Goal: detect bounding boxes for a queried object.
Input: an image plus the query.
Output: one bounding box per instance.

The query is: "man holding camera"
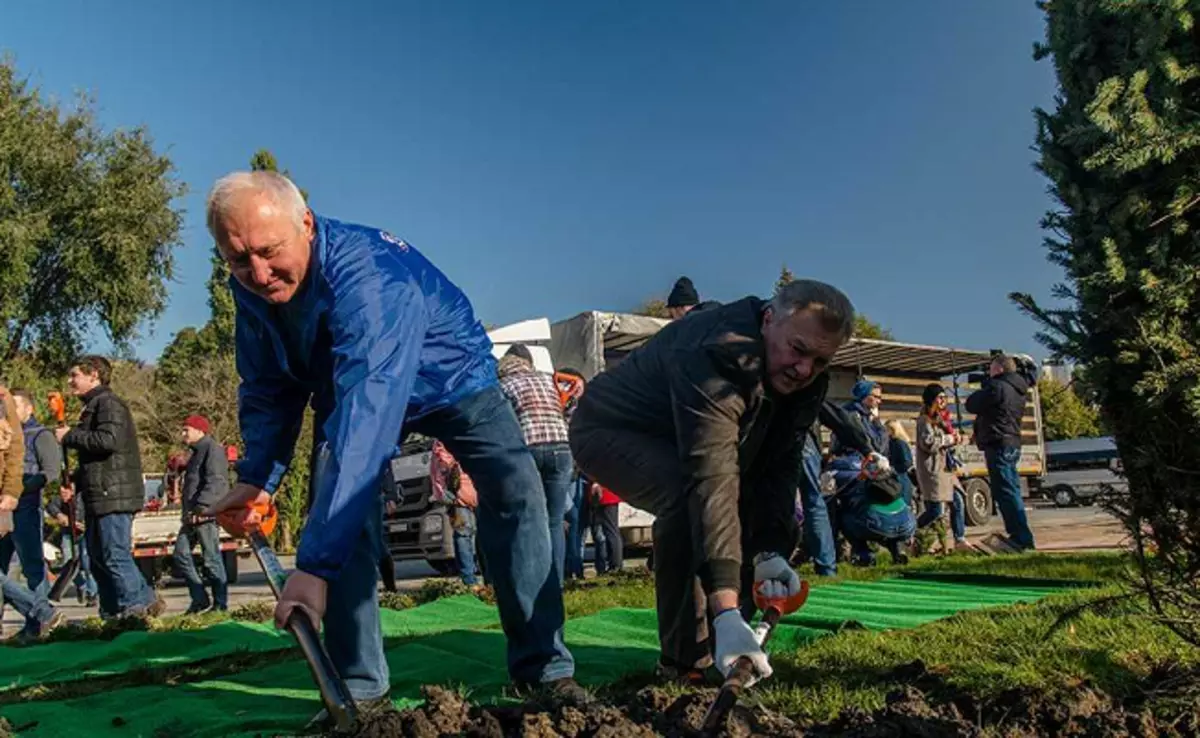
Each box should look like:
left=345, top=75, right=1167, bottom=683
left=965, top=354, right=1036, bottom=552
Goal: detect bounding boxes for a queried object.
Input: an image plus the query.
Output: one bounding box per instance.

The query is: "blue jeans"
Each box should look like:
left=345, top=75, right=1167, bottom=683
left=563, top=478, right=585, bottom=580
left=951, top=488, right=967, bottom=542
left=59, top=531, right=98, bottom=600
left=173, top=521, right=228, bottom=610
left=85, top=511, right=156, bottom=617
left=917, top=492, right=969, bottom=543
left=529, top=443, right=574, bottom=585
left=452, top=507, right=479, bottom=586
left=841, top=502, right=917, bottom=565
left=321, top=492, right=390, bottom=701
left=0, top=570, right=55, bottom=632
left=407, top=384, right=573, bottom=684
left=985, top=446, right=1036, bottom=549
left=799, top=436, right=837, bottom=576
left=0, top=503, right=47, bottom=595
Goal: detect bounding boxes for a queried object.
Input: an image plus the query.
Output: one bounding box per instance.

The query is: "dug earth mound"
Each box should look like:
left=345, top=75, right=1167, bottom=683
left=337, top=662, right=1200, bottom=738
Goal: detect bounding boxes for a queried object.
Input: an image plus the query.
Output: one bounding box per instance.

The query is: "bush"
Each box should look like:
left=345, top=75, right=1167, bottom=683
left=1017, top=0, right=1200, bottom=646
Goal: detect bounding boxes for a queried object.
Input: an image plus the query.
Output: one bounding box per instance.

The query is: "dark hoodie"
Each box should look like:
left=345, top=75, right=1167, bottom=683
left=965, top=372, right=1030, bottom=450
left=572, top=296, right=830, bottom=592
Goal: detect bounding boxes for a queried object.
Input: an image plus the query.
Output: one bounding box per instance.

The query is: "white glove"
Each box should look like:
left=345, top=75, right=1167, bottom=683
left=867, top=452, right=892, bottom=476
left=712, top=609, right=772, bottom=685
left=754, top=553, right=803, bottom=601
left=819, top=470, right=838, bottom=495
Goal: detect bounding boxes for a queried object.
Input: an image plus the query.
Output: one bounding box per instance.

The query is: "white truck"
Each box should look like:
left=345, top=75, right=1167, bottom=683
left=131, top=474, right=246, bottom=586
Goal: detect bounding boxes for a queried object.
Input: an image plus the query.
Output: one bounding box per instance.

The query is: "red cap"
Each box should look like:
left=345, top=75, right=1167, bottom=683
left=183, top=414, right=210, bottom=434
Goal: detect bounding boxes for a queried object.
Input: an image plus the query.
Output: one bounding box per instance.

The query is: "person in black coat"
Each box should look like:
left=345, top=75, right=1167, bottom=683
left=176, top=415, right=230, bottom=613
left=965, top=354, right=1036, bottom=551
left=56, top=356, right=161, bottom=619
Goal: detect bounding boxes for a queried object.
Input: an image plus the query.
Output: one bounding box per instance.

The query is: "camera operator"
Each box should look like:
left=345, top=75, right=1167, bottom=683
left=964, top=354, right=1036, bottom=552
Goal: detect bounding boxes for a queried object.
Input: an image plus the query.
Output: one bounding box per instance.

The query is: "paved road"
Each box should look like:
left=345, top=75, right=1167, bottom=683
left=4, top=502, right=1125, bottom=629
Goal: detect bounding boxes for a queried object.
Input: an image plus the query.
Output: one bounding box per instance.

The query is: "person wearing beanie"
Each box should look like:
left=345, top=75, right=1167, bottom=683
left=666, top=277, right=701, bottom=320
left=177, top=414, right=231, bottom=613
left=831, top=378, right=889, bottom=458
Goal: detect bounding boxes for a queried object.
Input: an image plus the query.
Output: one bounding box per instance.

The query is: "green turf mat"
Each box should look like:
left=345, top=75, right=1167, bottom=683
left=0, top=576, right=1067, bottom=738
left=0, top=595, right=499, bottom=693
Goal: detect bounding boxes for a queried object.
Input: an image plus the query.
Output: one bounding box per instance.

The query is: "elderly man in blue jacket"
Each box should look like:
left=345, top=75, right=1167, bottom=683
left=205, top=171, right=578, bottom=723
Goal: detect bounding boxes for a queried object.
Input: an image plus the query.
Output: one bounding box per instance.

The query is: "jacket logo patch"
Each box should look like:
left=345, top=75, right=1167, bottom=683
left=380, top=231, right=409, bottom=251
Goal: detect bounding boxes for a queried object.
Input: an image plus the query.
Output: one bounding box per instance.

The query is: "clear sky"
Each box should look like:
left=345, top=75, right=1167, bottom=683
left=3, top=1, right=1060, bottom=363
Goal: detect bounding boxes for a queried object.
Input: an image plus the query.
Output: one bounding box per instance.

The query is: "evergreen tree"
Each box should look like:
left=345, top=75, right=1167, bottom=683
left=1016, top=0, right=1200, bottom=645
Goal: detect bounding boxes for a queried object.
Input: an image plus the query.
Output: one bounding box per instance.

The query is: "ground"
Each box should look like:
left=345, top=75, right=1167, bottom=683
left=1, top=502, right=1127, bottom=631
left=6, top=504, right=1191, bottom=738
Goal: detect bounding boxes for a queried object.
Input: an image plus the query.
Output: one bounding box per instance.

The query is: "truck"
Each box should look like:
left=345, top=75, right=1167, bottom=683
left=382, top=318, right=559, bottom=573
left=131, top=473, right=247, bottom=587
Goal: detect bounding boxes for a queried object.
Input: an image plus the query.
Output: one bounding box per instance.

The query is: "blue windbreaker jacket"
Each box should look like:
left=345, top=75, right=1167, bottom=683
left=233, top=215, right=497, bottom=580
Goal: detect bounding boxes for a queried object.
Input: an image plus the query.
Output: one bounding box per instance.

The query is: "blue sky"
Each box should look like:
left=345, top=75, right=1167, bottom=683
left=3, top=1, right=1060, bottom=363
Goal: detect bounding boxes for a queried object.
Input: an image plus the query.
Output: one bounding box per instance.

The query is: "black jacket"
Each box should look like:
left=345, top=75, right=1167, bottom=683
left=573, top=296, right=830, bottom=593
left=182, top=435, right=230, bottom=518
left=63, top=385, right=145, bottom=517
left=965, top=372, right=1029, bottom=450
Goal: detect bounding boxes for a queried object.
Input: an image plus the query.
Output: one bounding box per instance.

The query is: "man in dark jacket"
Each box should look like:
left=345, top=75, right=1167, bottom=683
left=56, top=356, right=161, bottom=619
left=1, top=390, right=61, bottom=599
left=176, top=414, right=230, bottom=613
left=571, top=280, right=856, bottom=685
left=965, top=354, right=1036, bottom=551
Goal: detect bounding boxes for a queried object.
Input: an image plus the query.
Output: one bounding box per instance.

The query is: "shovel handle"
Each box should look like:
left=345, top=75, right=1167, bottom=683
left=248, top=531, right=358, bottom=733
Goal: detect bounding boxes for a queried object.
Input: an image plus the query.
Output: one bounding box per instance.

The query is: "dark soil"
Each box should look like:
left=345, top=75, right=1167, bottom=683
left=339, top=663, right=1200, bottom=738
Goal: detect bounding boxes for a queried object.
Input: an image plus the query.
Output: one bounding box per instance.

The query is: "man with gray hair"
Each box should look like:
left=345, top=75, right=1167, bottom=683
left=203, top=170, right=579, bottom=725
left=570, top=280, right=856, bottom=686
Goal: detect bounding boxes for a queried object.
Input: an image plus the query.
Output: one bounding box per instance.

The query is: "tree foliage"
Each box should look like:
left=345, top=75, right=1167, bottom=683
left=0, top=59, right=185, bottom=371
left=632, top=298, right=671, bottom=319
left=1038, top=377, right=1102, bottom=441
left=1018, top=0, right=1200, bottom=645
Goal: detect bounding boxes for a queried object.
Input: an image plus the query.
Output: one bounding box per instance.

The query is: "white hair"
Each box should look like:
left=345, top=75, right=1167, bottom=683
left=205, top=170, right=307, bottom=238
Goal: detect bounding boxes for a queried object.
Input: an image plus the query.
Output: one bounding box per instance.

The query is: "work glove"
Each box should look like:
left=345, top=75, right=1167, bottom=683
left=753, top=552, right=803, bottom=601
left=712, top=609, right=772, bottom=686
left=866, top=452, right=892, bottom=477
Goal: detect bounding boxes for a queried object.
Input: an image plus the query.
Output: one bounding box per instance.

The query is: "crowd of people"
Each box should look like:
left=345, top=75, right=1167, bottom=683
left=0, top=169, right=1041, bottom=729
left=0, top=360, right=238, bottom=638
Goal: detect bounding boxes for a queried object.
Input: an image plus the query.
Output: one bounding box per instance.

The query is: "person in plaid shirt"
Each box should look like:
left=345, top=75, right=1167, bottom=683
left=498, top=345, right=573, bottom=583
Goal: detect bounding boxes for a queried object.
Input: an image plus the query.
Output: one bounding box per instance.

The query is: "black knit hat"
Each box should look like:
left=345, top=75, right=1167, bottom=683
left=922, top=383, right=945, bottom=408
left=667, top=277, right=700, bottom=308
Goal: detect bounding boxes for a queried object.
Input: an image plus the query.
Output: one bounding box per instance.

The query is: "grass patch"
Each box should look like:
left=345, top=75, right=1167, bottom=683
left=757, top=584, right=1196, bottom=725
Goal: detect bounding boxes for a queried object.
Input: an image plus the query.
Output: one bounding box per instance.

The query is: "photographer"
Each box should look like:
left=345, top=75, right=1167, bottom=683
left=965, top=354, right=1036, bottom=552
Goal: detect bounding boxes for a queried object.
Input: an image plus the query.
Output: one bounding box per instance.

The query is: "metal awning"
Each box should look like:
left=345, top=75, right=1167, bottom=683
left=831, top=338, right=994, bottom=377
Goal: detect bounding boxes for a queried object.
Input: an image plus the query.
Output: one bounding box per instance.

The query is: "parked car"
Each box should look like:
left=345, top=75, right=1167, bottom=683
left=1041, top=436, right=1126, bottom=507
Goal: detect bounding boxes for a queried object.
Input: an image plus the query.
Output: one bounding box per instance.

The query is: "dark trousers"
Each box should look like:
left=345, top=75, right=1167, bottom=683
left=571, top=425, right=717, bottom=670
left=173, top=520, right=228, bottom=610
left=592, top=503, right=623, bottom=573
left=85, top=511, right=155, bottom=618
left=563, top=478, right=586, bottom=580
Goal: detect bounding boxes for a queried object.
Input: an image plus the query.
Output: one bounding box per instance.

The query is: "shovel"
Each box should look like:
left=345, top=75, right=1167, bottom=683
left=700, top=580, right=811, bottom=737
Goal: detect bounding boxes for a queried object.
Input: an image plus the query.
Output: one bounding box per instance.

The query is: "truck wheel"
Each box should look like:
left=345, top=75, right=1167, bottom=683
left=1050, top=485, right=1077, bottom=508
left=428, top=559, right=459, bottom=577
left=136, top=558, right=162, bottom=588
left=222, top=550, right=240, bottom=585
left=962, top=479, right=993, bottom=527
